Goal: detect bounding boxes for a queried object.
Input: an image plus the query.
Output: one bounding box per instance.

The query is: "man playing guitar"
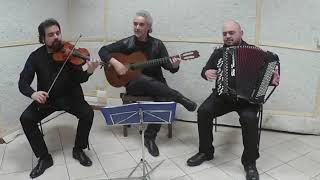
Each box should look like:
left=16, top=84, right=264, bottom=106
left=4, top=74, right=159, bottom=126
left=99, top=10, right=197, bottom=157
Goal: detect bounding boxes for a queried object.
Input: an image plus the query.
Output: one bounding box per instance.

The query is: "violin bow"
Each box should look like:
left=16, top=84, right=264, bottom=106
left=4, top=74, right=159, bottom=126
left=47, top=34, right=82, bottom=95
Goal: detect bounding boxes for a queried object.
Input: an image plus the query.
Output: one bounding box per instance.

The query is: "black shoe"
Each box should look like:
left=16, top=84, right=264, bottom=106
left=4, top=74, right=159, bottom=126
left=144, top=138, right=159, bottom=157
left=72, top=149, right=92, bottom=167
left=179, top=97, right=197, bottom=112
left=244, top=163, right=259, bottom=180
left=187, top=152, right=214, bottom=166
left=30, top=154, right=53, bottom=179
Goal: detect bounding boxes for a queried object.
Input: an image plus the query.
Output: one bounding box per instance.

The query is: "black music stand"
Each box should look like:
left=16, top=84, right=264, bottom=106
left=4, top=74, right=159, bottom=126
left=101, top=102, right=176, bottom=180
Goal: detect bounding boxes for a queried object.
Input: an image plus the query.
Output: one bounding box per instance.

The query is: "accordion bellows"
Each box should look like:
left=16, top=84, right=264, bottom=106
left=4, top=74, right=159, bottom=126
left=216, top=46, right=279, bottom=104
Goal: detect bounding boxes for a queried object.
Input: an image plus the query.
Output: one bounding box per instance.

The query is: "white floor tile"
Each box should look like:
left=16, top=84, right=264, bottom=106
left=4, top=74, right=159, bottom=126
left=76, top=173, right=108, bottom=180
left=67, top=158, right=105, bottom=180
left=36, top=164, right=69, bottom=180
left=259, top=131, right=295, bottom=149
left=89, top=128, right=118, bottom=145
left=212, top=131, right=243, bottom=147
left=213, top=146, right=240, bottom=165
left=297, top=135, right=320, bottom=149
left=305, top=149, right=320, bottom=164
left=288, top=155, right=320, bottom=178
left=147, top=160, right=186, bottom=180
left=92, top=140, right=126, bottom=157
left=58, top=126, right=77, bottom=147
left=42, top=127, right=63, bottom=151
left=276, top=138, right=315, bottom=155
left=266, top=164, right=310, bottom=180
left=259, top=173, right=277, bottom=180
left=216, top=143, right=243, bottom=156
left=171, top=175, right=193, bottom=180
left=313, top=173, right=320, bottom=180
left=158, top=138, right=197, bottom=158
left=107, top=166, right=143, bottom=179
left=189, top=166, right=233, bottom=180
left=118, top=134, right=142, bottom=151
left=217, top=159, right=253, bottom=180
left=0, top=170, right=31, bottom=180
left=1, top=142, right=33, bottom=174
left=262, top=144, right=303, bottom=163
left=32, top=148, right=66, bottom=167
left=257, top=151, right=284, bottom=172
left=0, top=144, right=6, bottom=168
left=99, top=152, right=137, bottom=173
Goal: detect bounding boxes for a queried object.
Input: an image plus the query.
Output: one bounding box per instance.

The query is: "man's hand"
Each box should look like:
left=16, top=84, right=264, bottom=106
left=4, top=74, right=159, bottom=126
left=170, top=57, right=181, bottom=68
left=271, top=66, right=280, bottom=86
left=205, top=69, right=217, bottom=81
left=86, top=59, right=100, bottom=74
left=31, top=91, right=49, bottom=104
left=109, top=58, right=128, bottom=75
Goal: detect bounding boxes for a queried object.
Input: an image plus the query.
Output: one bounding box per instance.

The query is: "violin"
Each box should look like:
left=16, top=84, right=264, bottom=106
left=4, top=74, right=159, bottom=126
left=52, top=41, right=91, bottom=66
left=48, top=39, right=105, bottom=96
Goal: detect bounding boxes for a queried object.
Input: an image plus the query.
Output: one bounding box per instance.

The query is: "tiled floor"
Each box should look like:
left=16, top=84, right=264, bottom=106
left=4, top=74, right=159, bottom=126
left=0, top=111, right=320, bottom=180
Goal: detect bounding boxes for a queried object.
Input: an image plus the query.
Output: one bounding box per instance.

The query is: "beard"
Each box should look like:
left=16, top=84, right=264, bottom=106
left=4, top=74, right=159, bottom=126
left=48, top=39, right=63, bottom=52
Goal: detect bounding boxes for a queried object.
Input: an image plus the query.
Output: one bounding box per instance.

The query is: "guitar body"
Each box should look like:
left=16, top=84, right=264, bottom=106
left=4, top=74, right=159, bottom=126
left=104, top=50, right=200, bottom=87
left=104, top=52, right=147, bottom=87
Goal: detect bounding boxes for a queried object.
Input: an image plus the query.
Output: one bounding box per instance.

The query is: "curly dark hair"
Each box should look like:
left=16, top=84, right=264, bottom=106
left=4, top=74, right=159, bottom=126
left=38, top=18, right=61, bottom=44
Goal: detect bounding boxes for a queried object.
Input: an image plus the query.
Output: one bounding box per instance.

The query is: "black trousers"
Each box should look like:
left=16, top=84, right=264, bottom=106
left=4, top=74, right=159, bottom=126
left=126, top=75, right=183, bottom=140
left=20, top=99, right=94, bottom=158
left=197, top=92, right=260, bottom=165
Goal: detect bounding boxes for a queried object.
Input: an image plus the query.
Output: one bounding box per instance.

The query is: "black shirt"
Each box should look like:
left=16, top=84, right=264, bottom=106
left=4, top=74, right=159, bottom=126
left=19, top=45, right=91, bottom=102
left=98, top=35, right=178, bottom=83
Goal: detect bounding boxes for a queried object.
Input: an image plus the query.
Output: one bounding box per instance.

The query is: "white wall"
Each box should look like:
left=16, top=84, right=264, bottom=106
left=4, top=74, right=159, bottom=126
left=1, top=0, right=320, bottom=138
left=0, top=0, right=70, bottom=137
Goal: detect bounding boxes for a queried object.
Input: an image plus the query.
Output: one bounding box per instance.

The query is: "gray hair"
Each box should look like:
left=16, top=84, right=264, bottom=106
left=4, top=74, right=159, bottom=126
left=135, top=10, right=153, bottom=33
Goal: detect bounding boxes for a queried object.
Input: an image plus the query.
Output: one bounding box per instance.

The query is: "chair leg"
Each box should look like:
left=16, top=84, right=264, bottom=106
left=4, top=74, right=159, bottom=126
left=123, top=125, right=128, bottom=137
left=214, top=118, right=217, bottom=132
left=258, top=106, right=263, bottom=147
left=168, top=124, right=172, bottom=138
left=39, top=122, right=44, bottom=136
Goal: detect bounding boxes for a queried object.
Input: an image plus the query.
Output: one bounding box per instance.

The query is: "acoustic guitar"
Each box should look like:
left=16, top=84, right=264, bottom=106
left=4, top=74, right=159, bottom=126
left=104, top=50, right=200, bottom=87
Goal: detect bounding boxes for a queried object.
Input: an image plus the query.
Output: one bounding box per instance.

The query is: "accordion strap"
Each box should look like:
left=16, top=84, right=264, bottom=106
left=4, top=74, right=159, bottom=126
left=264, top=86, right=276, bottom=103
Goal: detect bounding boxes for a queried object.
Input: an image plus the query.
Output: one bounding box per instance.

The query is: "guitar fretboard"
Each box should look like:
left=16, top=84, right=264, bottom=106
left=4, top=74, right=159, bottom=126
left=129, top=56, right=179, bottom=70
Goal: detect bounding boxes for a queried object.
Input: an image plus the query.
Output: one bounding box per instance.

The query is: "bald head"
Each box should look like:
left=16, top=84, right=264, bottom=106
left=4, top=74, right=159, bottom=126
left=222, top=20, right=243, bottom=46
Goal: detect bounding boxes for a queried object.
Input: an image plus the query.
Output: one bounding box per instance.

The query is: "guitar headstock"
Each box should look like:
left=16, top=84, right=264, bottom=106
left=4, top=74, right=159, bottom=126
left=179, top=50, right=200, bottom=60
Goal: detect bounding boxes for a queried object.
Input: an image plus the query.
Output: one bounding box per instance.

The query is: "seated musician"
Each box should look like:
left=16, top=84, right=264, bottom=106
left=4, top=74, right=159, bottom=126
left=18, top=18, right=100, bottom=178
left=98, top=10, right=197, bottom=157
left=186, top=20, right=280, bottom=180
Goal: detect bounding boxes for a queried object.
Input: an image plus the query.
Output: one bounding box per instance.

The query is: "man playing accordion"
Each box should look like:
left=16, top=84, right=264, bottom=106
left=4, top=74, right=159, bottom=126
left=186, top=20, right=280, bottom=180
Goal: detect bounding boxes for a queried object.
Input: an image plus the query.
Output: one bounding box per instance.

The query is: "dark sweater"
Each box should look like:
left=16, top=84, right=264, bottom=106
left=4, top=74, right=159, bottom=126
left=19, top=45, right=91, bottom=103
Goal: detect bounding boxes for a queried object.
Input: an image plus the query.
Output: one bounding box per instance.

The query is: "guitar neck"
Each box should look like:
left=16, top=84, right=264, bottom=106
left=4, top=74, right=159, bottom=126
left=129, top=55, right=179, bottom=70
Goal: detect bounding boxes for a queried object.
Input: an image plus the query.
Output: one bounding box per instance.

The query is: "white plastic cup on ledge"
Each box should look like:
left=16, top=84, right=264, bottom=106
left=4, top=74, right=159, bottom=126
left=96, top=90, right=107, bottom=104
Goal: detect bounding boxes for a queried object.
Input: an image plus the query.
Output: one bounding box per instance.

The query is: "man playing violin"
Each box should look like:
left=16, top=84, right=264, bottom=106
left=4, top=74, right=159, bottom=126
left=99, top=10, right=197, bottom=157
left=18, top=18, right=100, bottom=178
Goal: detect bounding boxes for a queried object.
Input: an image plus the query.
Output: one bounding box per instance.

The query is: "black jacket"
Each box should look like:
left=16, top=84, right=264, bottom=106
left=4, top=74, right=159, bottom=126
left=99, top=35, right=178, bottom=83
left=19, top=45, right=91, bottom=103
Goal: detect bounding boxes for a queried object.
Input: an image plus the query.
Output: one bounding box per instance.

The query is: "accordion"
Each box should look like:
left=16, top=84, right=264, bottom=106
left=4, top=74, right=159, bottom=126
left=216, top=46, right=279, bottom=104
